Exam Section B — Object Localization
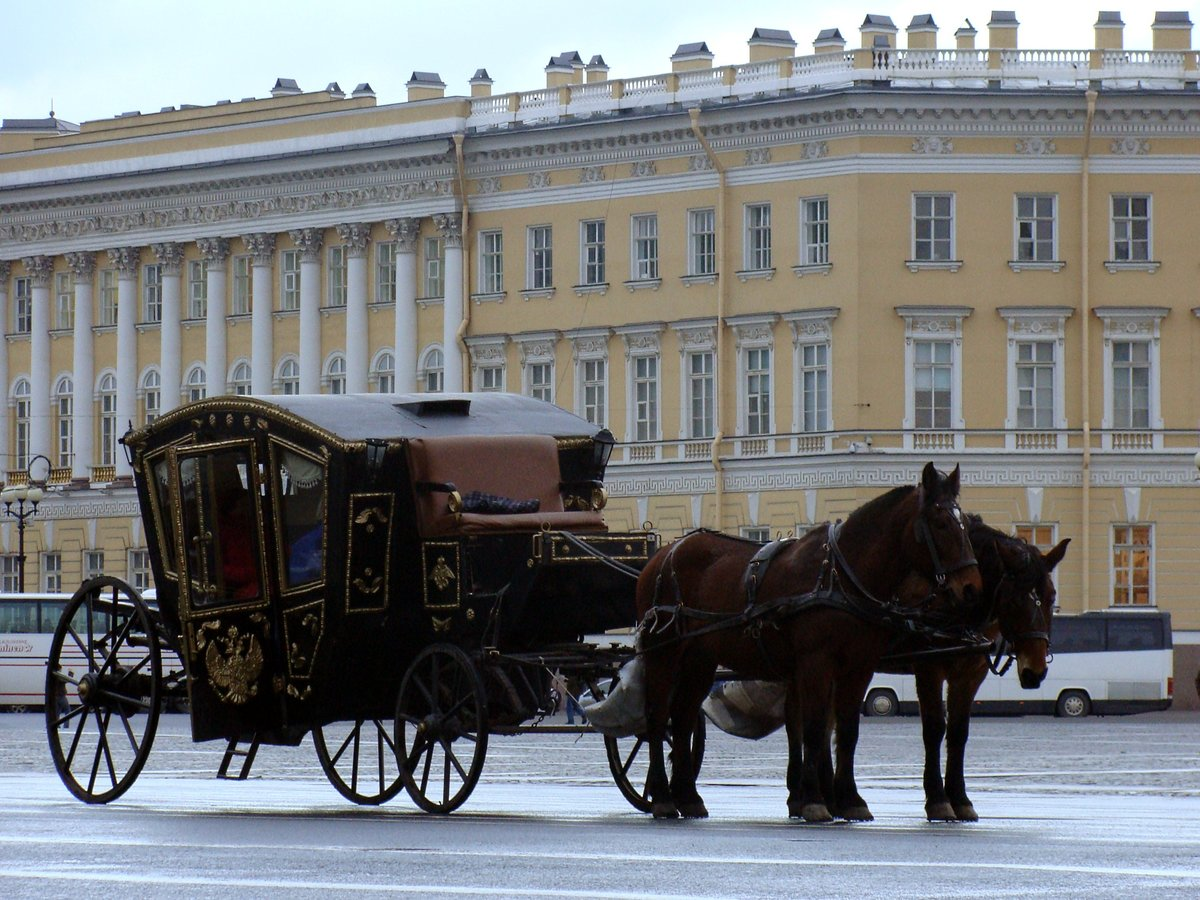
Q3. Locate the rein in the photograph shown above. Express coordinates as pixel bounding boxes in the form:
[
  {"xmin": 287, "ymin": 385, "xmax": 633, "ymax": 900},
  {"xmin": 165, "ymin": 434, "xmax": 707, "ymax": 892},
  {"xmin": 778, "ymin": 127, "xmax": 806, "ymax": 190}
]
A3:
[{"xmin": 984, "ymin": 569, "xmax": 1052, "ymax": 676}]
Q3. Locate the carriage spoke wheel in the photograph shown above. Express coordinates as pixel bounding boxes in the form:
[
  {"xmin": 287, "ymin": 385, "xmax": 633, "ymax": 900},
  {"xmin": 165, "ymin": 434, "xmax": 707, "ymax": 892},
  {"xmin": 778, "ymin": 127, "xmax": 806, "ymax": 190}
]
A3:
[
  {"xmin": 394, "ymin": 644, "xmax": 488, "ymax": 814},
  {"xmin": 313, "ymin": 719, "xmax": 404, "ymax": 805},
  {"xmin": 44, "ymin": 576, "xmax": 162, "ymax": 804}
]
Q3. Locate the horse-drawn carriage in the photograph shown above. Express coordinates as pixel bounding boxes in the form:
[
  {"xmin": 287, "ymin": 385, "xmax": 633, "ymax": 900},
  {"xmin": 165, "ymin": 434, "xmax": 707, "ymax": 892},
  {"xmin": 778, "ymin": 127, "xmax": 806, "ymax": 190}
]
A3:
[{"xmin": 44, "ymin": 392, "xmax": 658, "ymax": 810}]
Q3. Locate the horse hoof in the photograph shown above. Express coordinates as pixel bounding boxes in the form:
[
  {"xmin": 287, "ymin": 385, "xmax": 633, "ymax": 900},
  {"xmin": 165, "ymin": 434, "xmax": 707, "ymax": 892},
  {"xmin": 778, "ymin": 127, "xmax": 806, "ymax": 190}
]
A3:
[
  {"xmin": 789, "ymin": 803, "xmax": 833, "ymax": 823},
  {"xmin": 839, "ymin": 805, "xmax": 873, "ymax": 822},
  {"xmin": 651, "ymin": 802, "xmax": 680, "ymax": 820},
  {"xmin": 925, "ymin": 802, "xmax": 957, "ymax": 822},
  {"xmin": 952, "ymin": 804, "xmax": 979, "ymax": 823},
  {"xmin": 676, "ymin": 799, "xmax": 708, "ymax": 819}
]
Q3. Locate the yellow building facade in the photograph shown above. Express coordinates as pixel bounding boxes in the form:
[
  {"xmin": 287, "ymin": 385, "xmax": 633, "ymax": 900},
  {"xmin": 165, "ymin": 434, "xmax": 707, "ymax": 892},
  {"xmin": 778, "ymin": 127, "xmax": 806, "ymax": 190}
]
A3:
[{"xmin": 3, "ymin": 11, "xmax": 1200, "ymax": 702}]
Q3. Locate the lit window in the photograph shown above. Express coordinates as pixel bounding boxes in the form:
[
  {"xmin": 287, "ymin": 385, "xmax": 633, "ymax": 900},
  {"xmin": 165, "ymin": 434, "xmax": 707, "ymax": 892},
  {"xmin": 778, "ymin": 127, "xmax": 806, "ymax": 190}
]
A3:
[{"xmin": 1112, "ymin": 524, "xmax": 1153, "ymax": 607}]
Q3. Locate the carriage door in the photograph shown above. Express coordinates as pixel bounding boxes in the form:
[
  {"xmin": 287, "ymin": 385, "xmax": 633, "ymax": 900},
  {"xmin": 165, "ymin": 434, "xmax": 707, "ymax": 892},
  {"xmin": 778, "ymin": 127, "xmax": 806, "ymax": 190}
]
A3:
[{"xmin": 171, "ymin": 440, "xmax": 282, "ymax": 739}]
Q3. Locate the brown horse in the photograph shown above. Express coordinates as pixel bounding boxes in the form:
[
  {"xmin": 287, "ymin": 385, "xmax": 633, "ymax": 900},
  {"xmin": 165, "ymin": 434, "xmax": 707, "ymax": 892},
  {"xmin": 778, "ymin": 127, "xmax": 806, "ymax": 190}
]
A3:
[
  {"xmin": 635, "ymin": 463, "xmax": 982, "ymax": 822},
  {"xmin": 907, "ymin": 516, "xmax": 1068, "ymax": 821}
]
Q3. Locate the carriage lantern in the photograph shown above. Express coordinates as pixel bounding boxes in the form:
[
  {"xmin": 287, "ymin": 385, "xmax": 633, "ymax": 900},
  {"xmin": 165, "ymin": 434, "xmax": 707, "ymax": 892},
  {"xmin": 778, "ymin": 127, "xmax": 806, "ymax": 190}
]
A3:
[
  {"xmin": 2, "ymin": 453, "xmax": 50, "ymax": 593},
  {"xmin": 592, "ymin": 428, "xmax": 615, "ymax": 470}
]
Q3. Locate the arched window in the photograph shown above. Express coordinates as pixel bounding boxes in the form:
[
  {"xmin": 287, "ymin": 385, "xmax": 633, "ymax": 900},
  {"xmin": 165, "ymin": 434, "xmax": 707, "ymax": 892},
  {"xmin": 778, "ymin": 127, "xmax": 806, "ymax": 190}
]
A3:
[
  {"xmin": 230, "ymin": 361, "xmax": 252, "ymax": 396},
  {"xmin": 141, "ymin": 369, "xmax": 161, "ymax": 425},
  {"xmin": 12, "ymin": 378, "xmax": 31, "ymax": 470},
  {"xmin": 372, "ymin": 350, "xmax": 395, "ymax": 394},
  {"xmin": 325, "ymin": 355, "xmax": 347, "ymax": 395},
  {"xmin": 420, "ymin": 347, "xmax": 444, "ymax": 394},
  {"xmin": 279, "ymin": 358, "xmax": 300, "ymax": 395},
  {"xmin": 98, "ymin": 373, "xmax": 117, "ymax": 467},
  {"xmin": 185, "ymin": 365, "xmax": 206, "ymax": 403},
  {"xmin": 55, "ymin": 376, "xmax": 73, "ymax": 468}
]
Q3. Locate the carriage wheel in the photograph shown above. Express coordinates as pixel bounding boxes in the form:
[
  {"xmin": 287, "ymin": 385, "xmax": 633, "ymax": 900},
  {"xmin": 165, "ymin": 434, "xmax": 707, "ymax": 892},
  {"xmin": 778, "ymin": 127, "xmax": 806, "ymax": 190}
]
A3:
[
  {"xmin": 605, "ymin": 716, "xmax": 706, "ymax": 813},
  {"xmin": 44, "ymin": 576, "xmax": 162, "ymax": 804},
  {"xmin": 394, "ymin": 644, "xmax": 488, "ymax": 814},
  {"xmin": 313, "ymin": 719, "xmax": 404, "ymax": 805}
]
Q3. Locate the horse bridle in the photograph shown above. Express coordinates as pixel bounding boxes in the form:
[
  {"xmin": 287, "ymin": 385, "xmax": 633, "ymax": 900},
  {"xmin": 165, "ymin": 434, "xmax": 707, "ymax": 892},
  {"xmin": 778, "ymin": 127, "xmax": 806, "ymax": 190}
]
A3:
[
  {"xmin": 914, "ymin": 499, "xmax": 978, "ymax": 589},
  {"xmin": 987, "ymin": 570, "xmax": 1052, "ymax": 676}
]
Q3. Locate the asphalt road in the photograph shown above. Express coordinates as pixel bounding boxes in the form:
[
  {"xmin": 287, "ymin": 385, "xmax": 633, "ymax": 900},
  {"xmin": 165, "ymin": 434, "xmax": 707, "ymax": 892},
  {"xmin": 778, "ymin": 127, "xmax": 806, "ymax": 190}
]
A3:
[{"xmin": 2, "ymin": 710, "xmax": 1199, "ymax": 898}]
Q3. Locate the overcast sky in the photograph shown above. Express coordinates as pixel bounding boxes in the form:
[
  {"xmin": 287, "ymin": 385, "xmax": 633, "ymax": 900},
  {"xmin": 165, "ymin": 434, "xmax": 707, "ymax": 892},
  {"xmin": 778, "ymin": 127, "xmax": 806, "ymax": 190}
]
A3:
[{"xmin": 2, "ymin": 1, "xmax": 1196, "ymax": 127}]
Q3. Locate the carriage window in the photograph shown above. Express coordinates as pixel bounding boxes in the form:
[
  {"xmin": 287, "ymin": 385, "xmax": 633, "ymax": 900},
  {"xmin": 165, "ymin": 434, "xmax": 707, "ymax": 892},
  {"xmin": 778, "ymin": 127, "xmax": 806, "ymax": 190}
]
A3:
[
  {"xmin": 178, "ymin": 449, "xmax": 262, "ymax": 607},
  {"xmin": 150, "ymin": 456, "xmax": 177, "ymax": 575},
  {"xmin": 275, "ymin": 447, "xmax": 326, "ymax": 589}
]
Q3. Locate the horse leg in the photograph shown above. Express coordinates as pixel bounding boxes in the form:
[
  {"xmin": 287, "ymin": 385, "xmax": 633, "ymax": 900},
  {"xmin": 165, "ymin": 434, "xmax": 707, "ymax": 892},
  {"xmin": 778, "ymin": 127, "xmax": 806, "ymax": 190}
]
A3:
[
  {"xmin": 786, "ymin": 671, "xmax": 833, "ymax": 822},
  {"xmin": 641, "ymin": 650, "xmax": 679, "ymax": 819},
  {"xmin": 944, "ymin": 667, "xmax": 987, "ymax": 822},
  {"xmin": 831, "ymin": 668, "xmax": 874, "ymax": 821},
  {"xmin": 667, "ymin": 660, "xmax": 715, "ymax": 819},
  {"xmin": 914, "ymin": 666, "xmax": 954, "ymax": 821}
]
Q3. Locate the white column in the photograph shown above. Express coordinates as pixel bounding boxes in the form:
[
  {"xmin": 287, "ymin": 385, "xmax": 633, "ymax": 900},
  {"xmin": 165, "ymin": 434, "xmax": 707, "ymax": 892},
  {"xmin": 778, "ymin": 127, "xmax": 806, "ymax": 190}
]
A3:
[
  {"xmin": 386, "ymin": 217, "xmax": 420, "ymax": 394},
  {"xmin": 151, "ymin": 242, "xmax": 183, "ymax": 415},
  {"xmin": 108, "ymin": 247, "xmax": 140, "ymax": 481},
  {"xmin": 23, "ymin": 255, "xmax": 54, "ymax": 463},
  {"xmin": 436, "ymin": 213, "xmax": 464, "ymax": 393},
  {"xmin": 0, "ymin": 262, "xmax": 10, "ymax": 472},
  {"xmin": 243, "ymin": 233, "xmax": 275, "ymax": 395},
  {"xmin": 64, "ymin": 252, "xmax": 95, "ymax": 486},
  {"xmin": 290, "ymin": 228, "xmax": 323, "ymax": 394},
  {"xmin": 199, "ymin": 238, "xmax": 230, "ymax": 395},
  {"xmin": 337, "ymin": 223, "xmax": 371, "ymax": 394}
]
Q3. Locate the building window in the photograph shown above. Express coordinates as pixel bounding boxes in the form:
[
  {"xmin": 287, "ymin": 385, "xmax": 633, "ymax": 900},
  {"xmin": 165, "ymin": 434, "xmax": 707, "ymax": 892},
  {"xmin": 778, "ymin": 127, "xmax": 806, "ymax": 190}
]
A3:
[
  {"xmin": 142, "ymin": 370, "xmax": 161, "ymax": 424},
  {"xmin": 421, "ymin": 348, "xmax": 444, "ymax": 393},
  {"xmin": 801, "ymin": 197, "xmax": 830, "ymax": 266},
  {"xmin": 478, "ymin": 366, "xmax": 504, "ymax": 392},
  {"xmin": 423, "ymin": 237, "xmax": 444, "ymax": 299},
  {"xmin": 280, "ymin": 249, "xmax": 301, "ymax": 311},
  {"xmin": 55, "ymin": 272, "xmax": 74, "ymax": 330},
  {"xmin": 327, "ymin": 245, "xmax": 347, "ymax": 307},
  {"xmin": 128, "ymin": 549, "xmax": 152, "ymax": 592},
  {"xmin": 185, "ymin": 365, "xmax": 206, "ymax": 403},
  {"xmin": 1112, "ymin": 524, "xmax": 1152, "ymax": 607},
  {"xmin": 742, "ymin": 526, "xmax": 770, "ymax": 543},
  {"xmin": 83, "ymin": 550, "xmax": 104, "ymax": 581},
  {"xmin": 631, "ymin": 214, "xmax": 658, "ymax": 280},
  {"xmin": 632, "ymin": 355, "xmax": 659, "ymax": 441},
  {"xmin": 230, "ymin": 362, "xmax": 252, "ymax": 396},
  {"xmin": 527, "ymin": 225, "xmax": 553, "ymax": 289},
  {"xmin": 187, "ymin": 259, "xmax": 207, "ymax": 319},
  {"xmin": 527, "ymin": 362, "xmax": 552, "ymax": 403},
  {"xmin": 913, "ymin": 193, "xmax": 954, "ymax": 261},
  {"xmin": 1015, "ymin": 524, "xmax": 1057, "ymax": 551},
  {"xmin": 98, "ymin": 373, "xmax": 117, "ymax": 466},
  {"xmin": 1015, "ymin": 194, "xmax": 1056, "ymax": 262},
  {"xmin": 43, "ymin": 552, "xmax": 62, "ymax": 593},
  {"xmin": 55, "ymin": 376, "xmax": 73, "ymax": 468},
  {"xmin": 745, "ymin": 348, "xmax": 771, "ymax": 436},
  {"xmin": 744, "ymin": 203, "xmax": 772, "ymax": 271},
  {"xmin": 12, "ymin": 378, "xmax": 31, "ymax": 470},
  {"xmin": 232, "ymin": 255, "xmax": 253, "ymax": 315},
  {"xmin": 1016, "ymin": 341, "xmax": 1055, "ymax": 429},
  {"xmin": 326, "ymin": 355, "xmax": 347, "ymax": 395},
  {"xmin": 799, "ymin": 342, "xmax": 829, "ymax": 432},
  {"xmin": 480, "ymin": 230, "xmax": 503, "ymax": 293},
  {"xmin": 581, "ymin": 359, "xmax": 606, "ymax": 427},
  {"xmin": 1111, "ymin": 340, "xmax": 1150, "ymax": 429},
  {"xmin": 581, "ymin": 220, "xmax": 606, "ymax": 285},
  {"xmin": 375, "ymin": 241, "xmax": 397, "ymax": 304},
  {"xmin": 141, "ymin": 264, "xmax": 162, "ymax": 322},
  {"xmin": 687, "ymin": 351, "xmax": 715, "ymax": 440},
  {"xmin": 0, "ymin": 556, "xmax": 19, "ymax": 593},
  {"xmin": 1111, "ymin": 195, "xmax": 1150, "ymax": 262},
  {"xmin": 99, "ymin": 269, "xmax": 118, "ymax": 326},
  {"xmin": 688, "ymin": 208, "xmax": 716, "ymax": 276},
  {"xmin": 13, "ymin": 276, "xmax": 32, "ymax": 333},
  {"xmin": 279, "ymin": 358, "xmax": 300, "ymax": 395},
  {"xmin": 914, "ymin": 340, "xmax": 952, "ymax": 429},
  {"xmin": 372, "ymin": 351, "xmax": 395, "ymax": 394}
]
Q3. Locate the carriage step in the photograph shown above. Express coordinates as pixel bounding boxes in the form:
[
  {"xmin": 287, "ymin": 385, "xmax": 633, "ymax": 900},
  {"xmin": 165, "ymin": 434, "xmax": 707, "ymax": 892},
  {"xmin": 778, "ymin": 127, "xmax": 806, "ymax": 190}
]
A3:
[{"xmin": 217, "ymin": 735, "xmax": 261, "ymax": 780}]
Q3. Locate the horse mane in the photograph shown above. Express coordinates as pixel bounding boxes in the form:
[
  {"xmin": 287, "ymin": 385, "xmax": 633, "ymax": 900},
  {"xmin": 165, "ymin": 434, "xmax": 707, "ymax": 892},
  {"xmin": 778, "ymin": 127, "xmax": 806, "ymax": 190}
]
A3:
[
  {"xmin": 843, "ymin": 484, "xmax": 916, "ymax": 533},
  {"xmin": 965, "ymin": 513, "xmax": 1047, "ymax": 591}
]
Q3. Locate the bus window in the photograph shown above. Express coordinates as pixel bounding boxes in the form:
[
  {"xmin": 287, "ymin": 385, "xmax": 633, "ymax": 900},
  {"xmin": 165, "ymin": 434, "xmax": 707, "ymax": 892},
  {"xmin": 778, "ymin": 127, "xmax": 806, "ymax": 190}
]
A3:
[
  {"xmin": 1108, "ymin": 617, "xmax": 1163, "ymax": 651},
  {"xmin": 1054, "ymin": 617, "xmax": 1105, "ymax": 653},
  {"xmin": 0, "ymin": 600, "xmax": 37, "ymax": 634}
]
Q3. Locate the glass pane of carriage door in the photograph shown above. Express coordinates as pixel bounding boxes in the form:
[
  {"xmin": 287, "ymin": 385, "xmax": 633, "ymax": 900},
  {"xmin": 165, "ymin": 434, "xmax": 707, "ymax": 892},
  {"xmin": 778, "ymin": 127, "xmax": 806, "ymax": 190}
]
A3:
[
  {"xmin": 273, "ymin": 446, "xmax": 327, "ymax": 590},
  {"xmin": 177, "ymin": 446, "xmax": 264, "ymax": 608}
]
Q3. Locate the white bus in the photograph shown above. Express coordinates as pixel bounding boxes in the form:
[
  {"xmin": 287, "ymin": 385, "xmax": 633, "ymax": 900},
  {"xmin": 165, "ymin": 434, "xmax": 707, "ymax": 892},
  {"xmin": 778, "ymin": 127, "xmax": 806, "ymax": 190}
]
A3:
[
  {"xmin": 864, "ymin": 610, "xmax": 1174, "ymax": 718},
  {"xmin": 0, "ymin": 593, "xmax": 76, "ymax": 710}
]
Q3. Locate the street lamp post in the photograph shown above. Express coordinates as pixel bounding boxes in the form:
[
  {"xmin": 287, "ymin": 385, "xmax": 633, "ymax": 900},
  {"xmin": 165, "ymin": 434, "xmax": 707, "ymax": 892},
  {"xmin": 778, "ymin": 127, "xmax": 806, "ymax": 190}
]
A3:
[{"xmin": 2, "ymin": 454, "xmax": 51, "ymax": 594}]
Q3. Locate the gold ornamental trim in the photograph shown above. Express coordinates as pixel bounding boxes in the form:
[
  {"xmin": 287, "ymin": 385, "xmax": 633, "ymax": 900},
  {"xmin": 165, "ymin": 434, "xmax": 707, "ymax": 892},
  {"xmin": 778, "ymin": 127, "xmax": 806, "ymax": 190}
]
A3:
[{"xmin": 198, "ymin": 622, "xmax": 264, "ymax": 705}]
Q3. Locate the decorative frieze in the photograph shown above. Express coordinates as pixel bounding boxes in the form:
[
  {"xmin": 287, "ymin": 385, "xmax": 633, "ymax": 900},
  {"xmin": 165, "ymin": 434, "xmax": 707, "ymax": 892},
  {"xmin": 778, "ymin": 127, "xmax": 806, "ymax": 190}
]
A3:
[
  {"xmin": 476, "ymin": 176, "xmax": 502, "ymax": 194},
  {"xmin": 527, "ymin": 171, "xmax": 551, "ymax": 189},
  {"xmin": 1111, "ymin": 137, "xmax": 1149, "ymax": 156},
  {"xmin": 1015, "ymin": 137, "xmax": 1056, "ymax": 155},
  {"xmin": 688, "ymin": 155, "xmax": 714, "ymax": 172},
  {"xmin": 630, "ymin": 161, "xmax": 656, "ymax": 178},
  {"xmin": 801, "ymin": 141, "xmax": 828, "ymax": 160},
  {"xmin": 580, "ymin": 166, "xmax": 606, "ymax": 183},
  {"xmin": 744, "ymin": 148, "xmax": 772, "ymax": 166},
  {"xmin": 912, "ymin": 136, "xmax": 953, "ymax": 154}
]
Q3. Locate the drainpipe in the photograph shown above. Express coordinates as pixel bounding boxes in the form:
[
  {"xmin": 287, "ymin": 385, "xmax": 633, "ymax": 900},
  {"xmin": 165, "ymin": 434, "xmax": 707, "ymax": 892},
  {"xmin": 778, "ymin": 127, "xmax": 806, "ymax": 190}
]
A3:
[
  {"xmin": 689, "ymin": 108, "xmax": 727, "ymax": 531},
  {"xmin": 453, "ymin": 133, "xmax": 471, "ymax": 389},
  {"xmin": 1080, "ymin": 90, "xmax": 1097, "ymax": 612}
]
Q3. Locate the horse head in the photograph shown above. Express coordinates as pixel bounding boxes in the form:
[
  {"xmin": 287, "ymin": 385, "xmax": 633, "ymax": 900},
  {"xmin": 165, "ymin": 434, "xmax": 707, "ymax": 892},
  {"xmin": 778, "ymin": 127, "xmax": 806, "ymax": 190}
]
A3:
[
  {"xmin": 993, "ymin": 536, "xmax": 1070, "ymax": 689},
  {"xmin": 907, "ymin": 462, "xmax": 982, "ymax": 607}
]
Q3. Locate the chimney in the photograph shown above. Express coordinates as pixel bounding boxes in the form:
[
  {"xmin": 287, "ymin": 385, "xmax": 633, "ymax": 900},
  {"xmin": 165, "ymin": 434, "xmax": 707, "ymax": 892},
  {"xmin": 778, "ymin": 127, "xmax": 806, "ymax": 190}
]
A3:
[
  {"xmin": 747, "ymin": 28, "xmax": 796, "ymax": 62},
  {"xmin": 1152, "ymin": 11, "xmax": 1193, "ymax": 51},
  {"xmin": 325, "ymin": 82, "xmax": 345, "ymax": 100},
  {"xmin": 270, "ymin": 78, "xmax": 302, "ymax": 97},
  {"xmin": 545, "ymin": 52, "xmax": 582, "ymax": 88},
  {"xmin": 956, "ymin": 19, "xmax": 977, "ymax": 50},
  {"xmin": 1094, "ymin": 12, "xmax": 1124, "ymax": 50},
  {"xmin": 469, "ymin": 69, "xmax": 493, "ymax": 98},
  {"xmin": 860, "ymin": 14, "xmax": 897, "ymax": 49},
  {"xmin": 906, "ymin": 14, "xmax": 938, "ymax": 50},
  {"xmin": 988, "ymin": 11, "xmax": 1019, "ymax": 50},
  {"xmin": 671, "ymin": 42, "xmax": 715, "ymax": 72},
  {"xmin": 352, "ymin": 83, "xmax": 376, "ymax": 100},
  {"xmin": 813, "ymin": 28, "xmax": 846, "ymax": 55},
  {"xmin": 586, "ymin": 55, "xmax": 610, "ymax": 83},
  {"xmin": 405, "ymin": 73, "xmax": 444, "ymax": 102}
]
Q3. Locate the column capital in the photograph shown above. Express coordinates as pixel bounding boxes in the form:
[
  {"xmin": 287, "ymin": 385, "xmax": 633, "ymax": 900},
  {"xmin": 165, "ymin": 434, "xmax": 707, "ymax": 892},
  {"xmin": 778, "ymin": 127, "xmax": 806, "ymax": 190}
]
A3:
[
  {"xmin": 0, "ymin": 260, "xmax": 11, "ymax": 283},
  {"xmin": 106, "ymin": 246, "xmax": 142, "ymax": 277},
  {"xmin": 151, "ymin": 241, "xmax": 185, "ymax": 275},
  {"xmin": 197, "ymin": 237, "xmax": 231, "ymax": 267},
  {"xmin": 335, "ymin": 223, "xmax": 372, "ymax": 258},
  {"xmin": 433, "ymin": 212, "xmax": 463, "ymax": 248},
  {"xmin": 384, "ymin": 217, "xmax": 422, "ymax": 252},
  {"xmin": 22, "ymin": 255, "xmax": 55, "ymax": 287},
  {"xmin": 242, "ymin": 232, "xmax": 277, "ymax": 265},
  {"xmin": 289, "ymin": 227, "xmax": 325, "ymax": 263},
  {"xmin": 64, "ymin": 251, "xmax": 97, "ymax": 279}
]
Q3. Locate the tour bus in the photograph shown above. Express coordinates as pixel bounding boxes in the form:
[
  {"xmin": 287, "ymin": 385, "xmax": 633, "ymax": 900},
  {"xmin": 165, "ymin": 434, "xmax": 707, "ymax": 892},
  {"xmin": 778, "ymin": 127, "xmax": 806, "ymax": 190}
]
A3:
[
  {"xmin": 864, "ymin": 610, "xmax": 1174, "ymax": 718},
  {"xmin": 0, "ymin": 593, "xmax": 76, "ymax": 710}
]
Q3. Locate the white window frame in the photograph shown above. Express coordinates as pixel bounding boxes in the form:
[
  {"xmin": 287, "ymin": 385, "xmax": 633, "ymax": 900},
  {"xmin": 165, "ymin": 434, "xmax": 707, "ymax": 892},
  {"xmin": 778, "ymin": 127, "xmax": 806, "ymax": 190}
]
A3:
[
  {"xmin": 13, "ymin": 276, "xmax": 32, "ymax": 333},
  {"xmin": 232, "ymin": 254, "xmax": 253, "ymax": 315},
  {"xmin": 630, "ymin": 214, "xmax": 659, "ymax": 282},
  {"xmin": 672, "ymin": 321, "xmax": 718, "ymax": 443},
  {"xmin": 185, "ymin": 365, "xmax": 207, "ymax": 403},
  {"xmin": 729, "ymin": 315, "xmax": 778, "ymax": 446},
  {"xmin": 187, "ymin": 259, "xmax": 207, "ymax": 319},
  {"xmin": 688, "ymin": 208, "xmax": 716, "ymax": 278},
  {"xmin": 229, "ymin": 361, "xmax": 252, "ymax": 396},
  {"xmin": 55, "ymin": 375, "xmax": 73, "ymax": 468},
  {"xmin": 580, "ymin": 220, "xmax": 606, "ymax": 286},
  {"xmin": 97, "ymin": 371, "xmax": 117, "ymax": 466},
  {"xmin": 568, "ymin": 329, "xmax": 609, "ymax": 429},
  {"xmin": 617, "ymin": 326, "xmax": 663, "ymax": 449},
  {"xmin": 466, "ymin": 336, "xmax": 507, "ymax": 394},
  {"xmin": 128, "ymin": 549, "xmax": 152, "ymax": 592},
  {"xmin": 83, "ymin": 550, "xmax": 105, "ymax": 581},
  {"xmin": 140, "ymin": 368, "xmax": 161, "ymax": 425},
  {"xmin": 517, "ymin": 333, "xmax": 556, "ymax": 404},
  {"xmin": 1012, "ymin": 193, "xmax": 1060, "ymax": 270},
  {"xmin": 370, "ymin": 349, "xmax": 395, "ymax": 394},
  {"xmin": 526, "ymin": 225, "xmax": 553, "ymax": 291},
  {"xmin": 897, "ymin": 306, "xmax": 971, "ymax": 451},
  {"xmin": 280, "ymin": 249, "xmax": 301, "ymax": 311},
  {"xmin": 785, "ymin": 308, "xmax": 838, "ymax": 448},
  {"xmin": 1096, "ymin": 307, "xmax": 1167, "ymax": 450},
  {"xmin": 799, "ymin": 196, "xmax": 830, "ymax": 269},
  {"xmin": 324, "ymin": 354, "xmax": 347, "ymax": 394},
  {"xmin": 99, "ymin": 269, "xmax": 118, "ymax": 326},
  {"xmin": 55, "ymin": 271, "xmax": 74, "ymax": 330},
  {"xmin": 375, "ymin": 241, "xmax": 397, "ymax": 304},
  {"xmin": 42, "ymin": 551, "xmax": 62, "ymax": 593},
  {"xmin": 278, "ymin": 357, "xmax": 300, "ymax": 395},
  {"xmin": 327, "ymin": 245, "xmax": 347, "ymax": 307},
  {"xmin": 743, "ymin": 202, "xmax": 772, "ymax": 272},
  {"xmin": 1111, "ymin": 523, "xmax": 1154, "ymax": 608},
  {"xmin": 420, "ymin": 346, "xmax": 444, "ymax": 394},
  {"xmin": 909, "ymin": 192, "xmax": 958, "ymax": 270},
  {"xmin": 423, "ymin": 237, "xmax": 444, "ymax": 299},
  {"xmin": 479, "ymin": 230, "xmax": 504, "ymax": 294},
  {"xmin": 143, "ymin": 264, "xmax": 163, "ymax": 323},
  {"xmin": 999, "ymin": 307, "xmax": 1072, "ymax": 451},
  {"xmin": 1, "ymin": 556, "xmax": 19, "ymax": 593},
  {"xmin": 1109, "ymin": 194, "xmax": 1153, "ymax": 266}
]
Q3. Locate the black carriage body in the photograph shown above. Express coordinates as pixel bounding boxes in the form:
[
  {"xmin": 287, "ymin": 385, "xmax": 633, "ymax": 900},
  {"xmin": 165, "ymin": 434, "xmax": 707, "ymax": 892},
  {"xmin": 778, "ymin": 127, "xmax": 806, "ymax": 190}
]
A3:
[{"xmin": 123, "ymin": 393, "xmax": 653, "ymax": 745}]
